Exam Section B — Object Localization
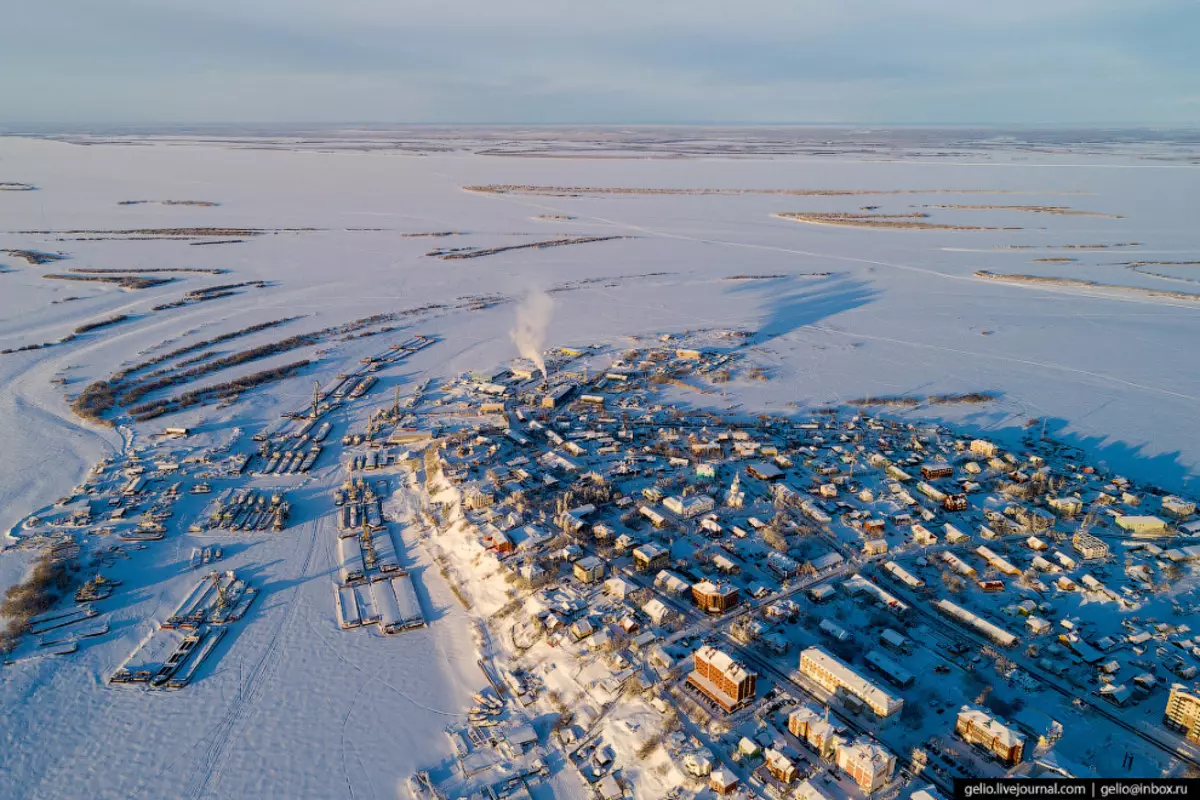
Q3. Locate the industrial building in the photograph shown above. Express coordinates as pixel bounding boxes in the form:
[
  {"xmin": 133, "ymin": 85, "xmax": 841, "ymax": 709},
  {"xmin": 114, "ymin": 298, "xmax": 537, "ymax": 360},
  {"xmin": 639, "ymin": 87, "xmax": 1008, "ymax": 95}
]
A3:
[
  {"xmin": 1115, "ymin": 515, "xmax": 1169, "ymax": 535},
  {"xmin": 799, "ymin": 647, "xmax": 903, "ymax": 718},
  {"xmin": 955, "ymin": 706, "xmax": 1026, "ymax": 765},
  {"xmin": 687, "ymin": 646, "xmax": 758, "ymax": 712}
]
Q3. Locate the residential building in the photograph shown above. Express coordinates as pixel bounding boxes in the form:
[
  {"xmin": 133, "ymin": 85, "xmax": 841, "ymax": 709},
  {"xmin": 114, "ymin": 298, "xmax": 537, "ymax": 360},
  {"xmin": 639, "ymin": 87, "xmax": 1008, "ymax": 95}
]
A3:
[
  {"xmin": 970, "ymin": 439, "xmax": 998, "ymax": 458},
  {"xmin": 1163, "ymin": 496, "xmax": 1196, "ymax": 518},
  {"xmin": 788, "ymin": 705, "xmax": 822, "ymax": 739},
  {"xmin": 692, "ymin": 580, "xmax": 739, "ymax": 614},
  {"xmin": 837, "ymin": 738, "xmax": 896, "ymax": 794},
  {"xmin": 1165, "ymin": 684, "xmax": 1200, "ymax": 743},
  {"xmin": 1072, "ymin": 530, "xmax": 1110, "ymax": 561},
  {"xmin": 632, "ymin": 543, "xmax": 669, "ymax": 571},
  {"xmin": 943, "ymin": 493, "xmax": 968, "ymax": 512},
  {"xmin": 799, "ymin": 647, "xmax": 903, "ymax": 717},
  {"xmin": 687, "ymin": 646, "xmax": 757, "ymax": 712},
  {"xmin": 921, "ymin": 462, "xmax": 953, "ymax": 480},
  {"xmin": 573, "ymin": 556, "xmax": 605, "ymax": 584},
  {"xmin": 955, "ymin": 706, "xmax": 1026, "ymax": 765}
]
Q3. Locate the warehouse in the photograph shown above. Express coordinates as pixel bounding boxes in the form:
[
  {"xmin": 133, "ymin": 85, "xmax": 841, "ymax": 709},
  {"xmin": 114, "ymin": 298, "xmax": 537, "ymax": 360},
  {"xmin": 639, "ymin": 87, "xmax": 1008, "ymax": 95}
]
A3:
[{"xmin": 864, "ymin": 649, "xmax": 915, "ymax": 688}]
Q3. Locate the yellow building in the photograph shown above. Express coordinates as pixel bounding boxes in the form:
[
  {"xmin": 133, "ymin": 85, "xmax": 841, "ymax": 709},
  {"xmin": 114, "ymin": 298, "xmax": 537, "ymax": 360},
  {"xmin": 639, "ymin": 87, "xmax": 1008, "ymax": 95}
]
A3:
[{"xmin": 1165, "ymin": 684, "xmax": 1200, "ymax": 743}]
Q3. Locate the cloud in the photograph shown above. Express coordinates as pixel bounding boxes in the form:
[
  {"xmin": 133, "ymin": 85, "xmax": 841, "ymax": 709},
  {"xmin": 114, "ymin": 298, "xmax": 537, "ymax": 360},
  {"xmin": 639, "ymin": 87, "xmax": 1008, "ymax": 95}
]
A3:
[{"xmin": 1, "ymin": 0, "xmax": 1197, "ymax": 124}]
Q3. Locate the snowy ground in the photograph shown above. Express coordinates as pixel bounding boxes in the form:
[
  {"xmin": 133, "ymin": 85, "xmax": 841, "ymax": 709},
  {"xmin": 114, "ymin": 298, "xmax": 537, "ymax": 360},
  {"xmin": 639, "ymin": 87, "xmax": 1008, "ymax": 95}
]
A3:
[{"xmin": 0, "ymin": 130, "xmax": 1197, "ymax": 799}]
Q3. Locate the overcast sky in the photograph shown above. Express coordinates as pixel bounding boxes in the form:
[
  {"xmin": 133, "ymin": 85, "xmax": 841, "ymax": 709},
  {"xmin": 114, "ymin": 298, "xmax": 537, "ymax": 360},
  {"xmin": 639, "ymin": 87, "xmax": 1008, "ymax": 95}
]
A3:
[{"xmin": 3, "ymin": 0, "xmax": 1197, "ymax": 125}]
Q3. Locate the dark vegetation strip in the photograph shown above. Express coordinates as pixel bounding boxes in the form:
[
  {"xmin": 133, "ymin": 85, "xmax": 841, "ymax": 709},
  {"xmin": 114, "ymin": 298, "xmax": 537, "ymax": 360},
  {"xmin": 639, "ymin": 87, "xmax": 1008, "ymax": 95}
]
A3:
[
  {"xmin": 118, "ymin": 331, "xmax": 328, "ymax": 406},
  {"xmin": 129, "ymin": 361, "xmax": 310, "ymax": 421},
  {"xmin": 150, "ymin": 280, "xmax": 269, "ymax": 311},
  {"xmin": 69, "ymin": 267, "xmax": 228, "ymax": 275},
  {"xmin": 0, "ymin": 551, "xmax": 79, "ymax": 654},
  {"xmin": 112, "ymin": 316, "xmax": 300, "ymax": 382},
  {"xmin": 73, "ymin": 314, "xmax": 131, "ymax": 335},
  {"xmin": 117, "ymin": 200, "xmax": 219, "ymax": 206},
  {"xmin": 3, "ymin": 249, "xmax": 66, "ymax": 265},
  {"xmin": 72, "ymin": 311, "xmax": 396, "ymax": 425},
  {"xmin": 847, "ymin": 392, "xmax": 999, "ymax": 407},
  {"xmin": 1, "ymin": 314, "xmax": 136, "ymax": 354},
  {"xmin": 17, "ymin": 227, "xmax": 311, "ymax": 237},
  {"xmin": 430, "ymin": 235, "xmax": 625, "ymax": 260},
  {"xmin": 44, "ymin": 273, "xmax": 173, "ymax": 289}
]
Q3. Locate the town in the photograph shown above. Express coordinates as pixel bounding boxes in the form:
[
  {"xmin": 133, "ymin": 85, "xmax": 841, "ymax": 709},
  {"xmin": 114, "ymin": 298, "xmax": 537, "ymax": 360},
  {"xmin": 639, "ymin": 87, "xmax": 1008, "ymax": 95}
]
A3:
[{"xmin": 4, "ymin": 327, "xmax": 1200, "ymax": 800}]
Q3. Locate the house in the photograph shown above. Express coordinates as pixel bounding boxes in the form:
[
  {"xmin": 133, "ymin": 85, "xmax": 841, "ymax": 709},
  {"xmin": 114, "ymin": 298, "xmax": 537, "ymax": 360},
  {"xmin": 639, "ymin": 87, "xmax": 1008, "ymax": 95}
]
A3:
[
  {"xmin": 541, "ymin": 383, "xmax": 576, "ymax": 409},
  {"xmin": 683, "ymin": 750, "xmax": 713, "ymax": 777},
  {"xmin": 596, "ymin": 775, "xmax": 622, "ymax": 800},
  {"xmin": 654, "ymin": 570, "xmax": 691, "ymax": 596},
  {"xmin": 604, "ymin": 576, "xmax": 638, "ymax": 599},
  {"xmin": 574, "ymin": 556, "xmax": 605, "ymax": 584},
  {"xmin": 709, "ymin": 769, "xmax": 739, "ymax": 796},
  {"xmin": 912, "ymin": 525, "xmax": 937, "ymax": 545},
  {"xmin": 1049, "ymin": 496, "xmax": 1083, "ymax": 516},
  {"xmin": 764, "ymin": 748, "xmax": 796, "ymax": 784},
  {"xmin": 642, "ymin": 598, "xmax": 675, "ymax": 626},
  {"xmin": 796, "ymin": 779, "xmax": 840, "ymax": 800},
  {"xmin": 863, "ymin": 538, "xmax": 888, "ymax": 556},
  {"xmin": 633, "ymin": 543, "xmax": 669, "ymax": 571}
]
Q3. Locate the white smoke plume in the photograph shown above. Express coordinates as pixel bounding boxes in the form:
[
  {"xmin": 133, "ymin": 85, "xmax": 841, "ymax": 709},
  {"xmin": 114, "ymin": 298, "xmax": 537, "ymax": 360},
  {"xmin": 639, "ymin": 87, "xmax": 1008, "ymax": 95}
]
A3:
[{"xmin": 510, "ymin": 289, "xmax": 553, "ymax": 381}]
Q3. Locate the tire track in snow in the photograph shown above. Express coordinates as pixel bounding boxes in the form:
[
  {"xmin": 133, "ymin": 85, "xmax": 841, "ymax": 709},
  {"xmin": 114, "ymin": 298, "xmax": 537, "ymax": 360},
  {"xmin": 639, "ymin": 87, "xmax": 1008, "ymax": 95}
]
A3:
[{"xmin": 183, "ymin": 512, "xmax": 322, "ymax": 800}]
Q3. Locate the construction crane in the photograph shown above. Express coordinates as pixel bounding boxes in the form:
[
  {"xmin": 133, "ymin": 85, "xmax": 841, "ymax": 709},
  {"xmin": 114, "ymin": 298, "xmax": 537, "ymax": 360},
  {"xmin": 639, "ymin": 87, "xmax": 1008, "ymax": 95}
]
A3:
[
  {"xmin": 208, "ymin": 571, "xmax": 230, "ymax": 611},
  {"xmin": 310, "ymin": 380, "xmax": 321, "ymax": 419}
]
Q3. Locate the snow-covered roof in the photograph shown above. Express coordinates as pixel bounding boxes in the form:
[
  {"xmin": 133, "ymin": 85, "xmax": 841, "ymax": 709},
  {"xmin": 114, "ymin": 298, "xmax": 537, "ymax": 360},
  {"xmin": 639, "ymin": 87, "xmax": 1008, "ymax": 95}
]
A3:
[{"xmin": 957, "ymin": 706, "xmax": 1025, "ymax": 750}]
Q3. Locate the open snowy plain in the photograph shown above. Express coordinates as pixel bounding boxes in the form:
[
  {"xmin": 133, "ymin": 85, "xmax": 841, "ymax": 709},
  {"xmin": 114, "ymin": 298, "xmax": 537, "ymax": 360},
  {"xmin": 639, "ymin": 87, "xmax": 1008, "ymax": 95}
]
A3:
[{"xmin": 0, "ymin": 129, "xmax": 1197, "ymax": 798}]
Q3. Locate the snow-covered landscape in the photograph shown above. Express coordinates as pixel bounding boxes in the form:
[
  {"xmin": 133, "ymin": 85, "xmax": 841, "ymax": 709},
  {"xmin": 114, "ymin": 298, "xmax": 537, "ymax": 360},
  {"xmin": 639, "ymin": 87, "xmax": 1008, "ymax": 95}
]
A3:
[{"xmin": 1, "ymin": 128, "xmax": 1199, "ymax": 799}]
